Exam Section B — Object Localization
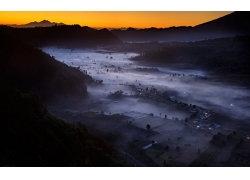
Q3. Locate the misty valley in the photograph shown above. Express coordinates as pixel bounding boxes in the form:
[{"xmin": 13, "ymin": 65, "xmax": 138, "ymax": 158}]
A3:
[
  {"xmin": 42, "ymin": 45, "xmax": 250, "ymax": 167},
  {"xmin": 1, "ymin": 11, "xmax": 250, "ymax": 167}
]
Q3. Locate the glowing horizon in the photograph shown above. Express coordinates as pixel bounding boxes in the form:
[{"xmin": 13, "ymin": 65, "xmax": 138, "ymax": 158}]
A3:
[{"xmin": 0, "ymin": 11, "xmax": 232, "ymax": 29}]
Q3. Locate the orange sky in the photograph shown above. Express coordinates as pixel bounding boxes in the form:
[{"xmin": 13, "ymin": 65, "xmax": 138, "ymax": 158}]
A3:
[{"xmin": 0, "ymin": 11, "xmax": 232, "ymax": 29}]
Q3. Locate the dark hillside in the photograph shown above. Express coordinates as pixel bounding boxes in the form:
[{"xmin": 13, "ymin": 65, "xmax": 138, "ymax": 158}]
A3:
[
  {"xmin": 111, "ymin": 12, "xmax": 250, "ymax": 42},
  {"xmin": 195, "ymin": 11, "xmax": 250, "ymax": 35},
  {"xmin": 0, "ymin": 82, "xmax": 118, "ymax": 166},
  {"xmin": 0, "ymin": 34, "xmax": 92, "ymax": 99},
  {"xmin": 133, "ymin": 36, "xmax": 250, "ymax": 75}
]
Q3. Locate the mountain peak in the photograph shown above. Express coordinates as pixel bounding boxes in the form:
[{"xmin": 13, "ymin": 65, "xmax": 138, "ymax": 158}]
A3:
[
  {"xmin": 11, "ymin": 20, "xmax": 65, "ymax": 28},
  {"xmin": 40, "ymin": 20, "xmax": 51, "ymax": 23}
]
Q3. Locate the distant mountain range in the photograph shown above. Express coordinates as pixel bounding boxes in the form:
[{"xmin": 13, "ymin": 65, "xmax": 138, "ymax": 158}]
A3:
[
  {"xmin": 111, "ymin": 11, "xmax": 250, "ymax": 42},
  {"xmin": 11, "ymin": 20, "xmax": 65, "ymax": 28}
]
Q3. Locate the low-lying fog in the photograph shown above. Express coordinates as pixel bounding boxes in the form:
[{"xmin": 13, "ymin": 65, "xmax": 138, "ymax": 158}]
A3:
[{"xmin": 42, "ymin": 47, "xmax": 250, "ymax": 121}]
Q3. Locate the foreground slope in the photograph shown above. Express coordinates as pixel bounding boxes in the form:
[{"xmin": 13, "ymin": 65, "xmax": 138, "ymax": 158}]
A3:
[{"xmin": 0, "ymin": 82, "xmax": 119, "ymax": 166}]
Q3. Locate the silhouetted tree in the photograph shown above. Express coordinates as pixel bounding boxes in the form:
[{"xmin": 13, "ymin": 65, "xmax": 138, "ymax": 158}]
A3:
[
  {"xmin": 233, "ymin": 131, "xmax": 236, "ymax": 136},
  {"xmin": 146, "ymin": 124, "xmax": 150, "ymax": 130}
]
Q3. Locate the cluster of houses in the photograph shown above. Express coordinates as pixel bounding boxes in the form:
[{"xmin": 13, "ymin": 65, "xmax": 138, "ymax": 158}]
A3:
[
  {"xmin": 189, "ymin": 120, "xmax": 221, "ymax": 131},
  {"xmin": 199, "ymin": 110, "xmax": 211, "ymax": 120},
  {"xmin": 187, "ymin": 109, "xmax": 223, "ymax": 131}
]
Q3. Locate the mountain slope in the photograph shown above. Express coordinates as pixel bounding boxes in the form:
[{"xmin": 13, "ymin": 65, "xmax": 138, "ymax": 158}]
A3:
[
  {"xmin": 195, "ymin": 11, "xmax": 250, "ymax": 34},
  {"xmin": 0, "ymin": 32, "xmax": 92, "ymax": 99},
  {"xmin": 111, "ymin": 12, "xmax": 250, "ymax": 42},
  {"xmin": 0, "ymin": 31, "xmax": 126, "ymax": 167}
]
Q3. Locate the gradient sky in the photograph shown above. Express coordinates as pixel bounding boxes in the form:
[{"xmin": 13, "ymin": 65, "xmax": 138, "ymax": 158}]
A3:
[{"xmin": 0, "ymin": 11, "xmax": 233, "ymax": 29}]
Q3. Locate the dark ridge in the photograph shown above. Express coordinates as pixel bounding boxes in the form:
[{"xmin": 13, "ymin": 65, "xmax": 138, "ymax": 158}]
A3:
[
  {"xmin": 111, "ymin": 12, "xmax": 250, "ymax": 42},
  {"xmin": 0, "ymin": 24, "xmax": 121, "ymax": 48},
  {"xmin": 82, "ymin": 26, "xmax": 96, "ymax": 31},
  {"xmin": 195, "ymin": 11, "xmax": 250, "ymax": 34}
]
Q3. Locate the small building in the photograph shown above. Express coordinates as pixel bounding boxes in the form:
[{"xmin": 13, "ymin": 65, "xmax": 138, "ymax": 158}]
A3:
[{"xmin": 245, "ymin": 135, "xmax": 250, "ymax": 140}]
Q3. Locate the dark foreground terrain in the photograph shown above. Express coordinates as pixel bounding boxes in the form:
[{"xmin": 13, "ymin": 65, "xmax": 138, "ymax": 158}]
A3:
[
  {"xmin": 0, "ymin": 34, "xmax": 138, "ymax": 167},
  {"xmin": 0, "ymin": 82, "xmax": 120, "ymax": 166}
]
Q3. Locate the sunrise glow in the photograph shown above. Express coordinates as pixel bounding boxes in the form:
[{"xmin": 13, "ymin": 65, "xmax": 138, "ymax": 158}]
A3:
[{"xmin": 0, "ymin": 11, "xmax": 232, "ymax": 29}]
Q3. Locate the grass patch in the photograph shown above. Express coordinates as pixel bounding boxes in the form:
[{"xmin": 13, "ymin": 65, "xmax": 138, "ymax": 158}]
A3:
[{"xmin": 160, "ymin": 152, "xmax": 178, "ymax": 160}]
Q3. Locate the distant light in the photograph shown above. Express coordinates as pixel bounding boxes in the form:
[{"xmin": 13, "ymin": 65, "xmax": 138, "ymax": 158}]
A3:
[{"xmin": 230, "ymin": 104, "xmax": 234, "ymax": 106}]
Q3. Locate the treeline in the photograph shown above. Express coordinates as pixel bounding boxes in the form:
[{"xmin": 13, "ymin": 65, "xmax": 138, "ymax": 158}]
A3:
[{"xmin": 133, "ymin": 36, "xmax": 250, "ymax": 75}]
